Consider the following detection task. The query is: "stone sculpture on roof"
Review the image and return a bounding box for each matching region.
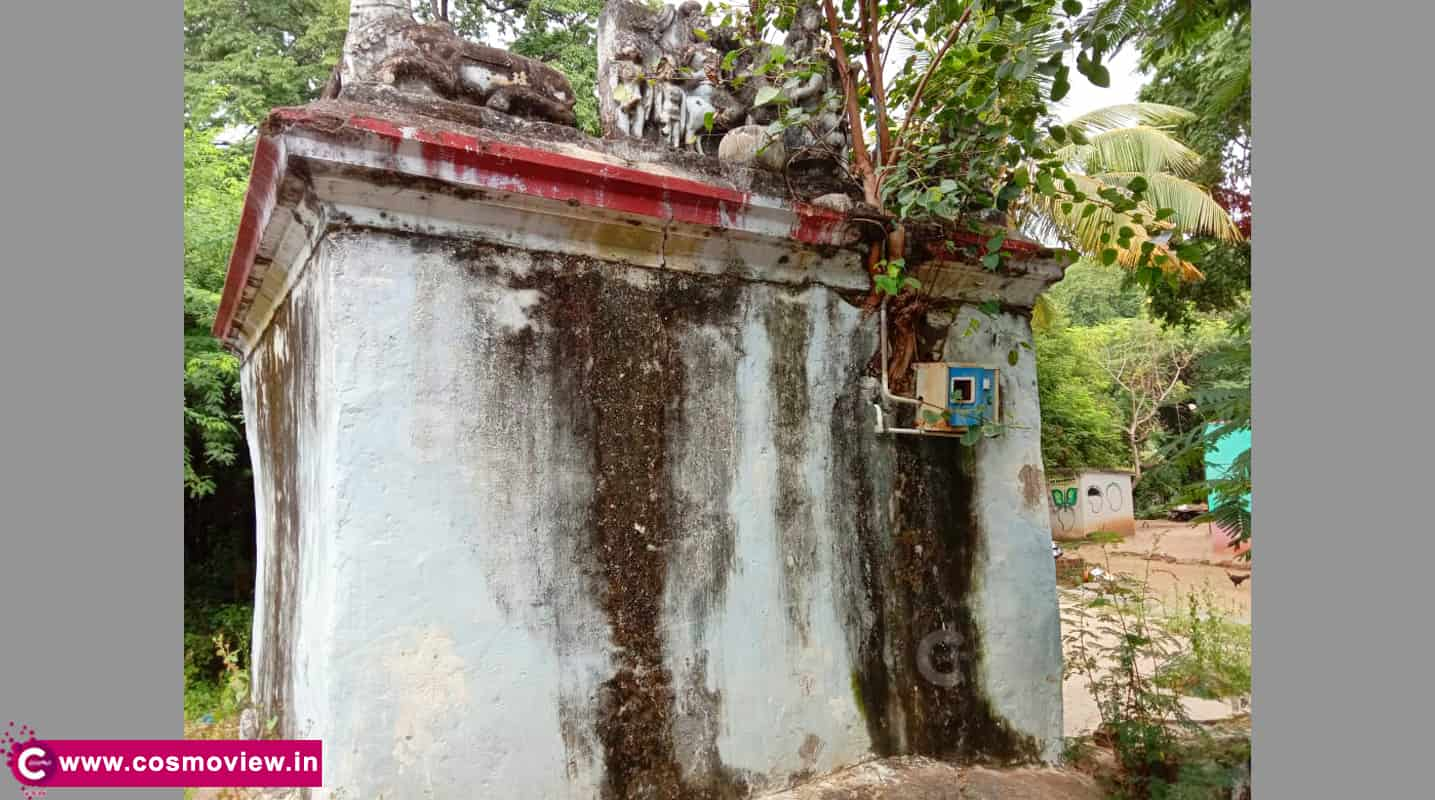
[326,0,579,127]
[597,0,851,172]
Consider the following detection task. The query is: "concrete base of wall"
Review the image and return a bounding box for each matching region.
[754,757,1104,800]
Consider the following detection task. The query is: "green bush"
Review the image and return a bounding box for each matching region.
[1063,551,1250,799]
[183,603,253,721]
[1157,588,1251,700]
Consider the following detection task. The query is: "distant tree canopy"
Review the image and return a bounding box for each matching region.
[184,0,349,132]
[1045,260,1148,327]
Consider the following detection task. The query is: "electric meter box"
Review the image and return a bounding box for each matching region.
[913,363,1000,432]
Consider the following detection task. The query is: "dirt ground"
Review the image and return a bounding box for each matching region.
[1058,520,1252,736]
[1061,520,1252,621]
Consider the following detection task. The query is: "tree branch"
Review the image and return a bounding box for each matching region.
[861,0,893,166]
[879,8,917,75]
[821,0,880,207]
[886,5,973,168]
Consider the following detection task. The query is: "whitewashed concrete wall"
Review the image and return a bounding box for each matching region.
[241,225,1065,798]
[232,99,1072,795]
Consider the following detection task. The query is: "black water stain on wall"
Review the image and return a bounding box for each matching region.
[663,303,741,651]
[247,275,319,740]
[457,240,748,800]
[835,432,1041,764]
[764,298,818,645]
[827,320,1039,764]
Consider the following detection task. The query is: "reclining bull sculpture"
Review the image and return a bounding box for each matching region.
[326,0,578,127]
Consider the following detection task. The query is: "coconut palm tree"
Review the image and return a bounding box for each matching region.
[1022,102,1243,279]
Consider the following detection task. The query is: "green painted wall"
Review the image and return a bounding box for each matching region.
[1205,424,1251,511]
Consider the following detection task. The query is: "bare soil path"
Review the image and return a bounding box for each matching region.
[1057,520,1252,737]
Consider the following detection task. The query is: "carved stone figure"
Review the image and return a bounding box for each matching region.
[598,0,744,151]
[330,0,578,127]
[776,3,848,161]
[654,1,705,54]
[596,0,850,170]
[608,53,649,138]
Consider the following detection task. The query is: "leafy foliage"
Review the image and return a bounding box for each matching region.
[184,0,348,130]
[1062,553,1195,798]
[183,130,250,497]
[1021,102,1241,276]
[1046,259,1148,326]
[1155,586,1251,700]
[1035,304,1129,471]
[1063,548,1252,799]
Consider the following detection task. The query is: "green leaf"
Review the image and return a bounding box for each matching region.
[721,49,740,71]
[1051,67,1071,102]
[1101,248,1118,266]
[1127,175,1149,193]
[982,252,1002,270]
[703,111,715,132]
[1088,63,1111,88]
[961,427,984,445]
[754,86,782,106]
[1008,348,1020,366]
[1063,0,1083,15]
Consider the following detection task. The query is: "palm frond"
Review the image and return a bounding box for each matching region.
[1065,102,1196,134]
[1054,125,1202,176]
[1099,172,1243,241]
[1073,0,1156,52]
[1022,174,1203,279]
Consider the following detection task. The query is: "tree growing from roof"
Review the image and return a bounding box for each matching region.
[680,0,1222,397]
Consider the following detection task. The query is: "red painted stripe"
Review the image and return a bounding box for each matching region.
[789,202,852,247]
[212,136,284,342]
[215,107,1044,343]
